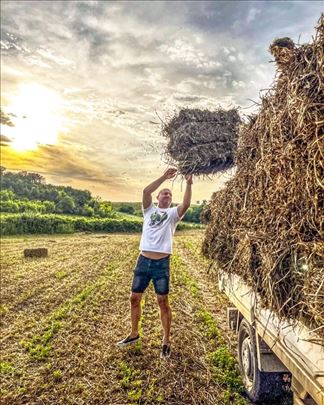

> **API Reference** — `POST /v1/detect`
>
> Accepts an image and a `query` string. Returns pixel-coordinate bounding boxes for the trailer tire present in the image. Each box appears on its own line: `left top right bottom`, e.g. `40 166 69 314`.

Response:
238 319 290 403
238 319 261 401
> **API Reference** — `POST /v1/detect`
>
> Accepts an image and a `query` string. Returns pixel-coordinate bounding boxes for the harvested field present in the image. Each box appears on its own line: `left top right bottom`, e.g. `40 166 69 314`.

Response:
1 232 252 405
0 232 294 405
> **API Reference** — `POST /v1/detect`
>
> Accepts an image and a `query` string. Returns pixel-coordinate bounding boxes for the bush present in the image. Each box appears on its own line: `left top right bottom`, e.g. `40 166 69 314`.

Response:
56 223 75 234
118 205 135 215
0 213 143 235
0 200 19 213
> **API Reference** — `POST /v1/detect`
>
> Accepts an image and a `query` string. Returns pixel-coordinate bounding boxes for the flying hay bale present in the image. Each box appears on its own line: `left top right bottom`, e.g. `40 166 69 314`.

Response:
24 248 48 258
202 15 324 340
162 108 241 175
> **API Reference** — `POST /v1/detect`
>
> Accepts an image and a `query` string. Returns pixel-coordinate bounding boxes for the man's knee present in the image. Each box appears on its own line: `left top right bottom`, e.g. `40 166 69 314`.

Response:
130 292 142 307
157 294 169 310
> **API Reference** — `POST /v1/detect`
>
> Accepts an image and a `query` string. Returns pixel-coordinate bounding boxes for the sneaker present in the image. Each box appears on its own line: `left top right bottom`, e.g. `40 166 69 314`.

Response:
116 335 140 348
160 344 171 358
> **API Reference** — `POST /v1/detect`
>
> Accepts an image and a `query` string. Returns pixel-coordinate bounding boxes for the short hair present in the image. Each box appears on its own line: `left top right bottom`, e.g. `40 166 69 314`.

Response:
157 188 172 197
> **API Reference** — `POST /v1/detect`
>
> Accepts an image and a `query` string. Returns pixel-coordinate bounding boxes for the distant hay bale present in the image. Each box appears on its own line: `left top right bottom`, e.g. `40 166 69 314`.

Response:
24 248 48 258
162 108 241 175
202 15 324 339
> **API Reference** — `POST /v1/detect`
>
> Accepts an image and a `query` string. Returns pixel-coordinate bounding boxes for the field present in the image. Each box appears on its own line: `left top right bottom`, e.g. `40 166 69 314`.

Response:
0 230 248 405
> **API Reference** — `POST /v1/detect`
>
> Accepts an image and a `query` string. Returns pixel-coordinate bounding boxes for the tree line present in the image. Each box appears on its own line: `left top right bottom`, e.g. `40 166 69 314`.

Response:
0 213 143 236
112 202 206 223
1 167 206 223
0 167 115 218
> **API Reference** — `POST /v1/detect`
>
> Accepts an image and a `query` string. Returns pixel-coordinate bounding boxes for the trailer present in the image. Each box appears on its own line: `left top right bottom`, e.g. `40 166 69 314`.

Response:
218 269 324 405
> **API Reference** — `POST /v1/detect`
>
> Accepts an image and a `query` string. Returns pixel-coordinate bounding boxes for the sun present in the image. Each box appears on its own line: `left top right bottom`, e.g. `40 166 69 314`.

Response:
4 84 63 151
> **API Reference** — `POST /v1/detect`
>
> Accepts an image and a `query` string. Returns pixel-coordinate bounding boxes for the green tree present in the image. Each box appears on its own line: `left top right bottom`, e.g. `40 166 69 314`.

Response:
56 195 76 214
97 201 114 218
43 201 56 213
89 197 101 212
119 204 135 215
0 189 15 201
83 204 94 217
0 168 117 217
0 200 19 212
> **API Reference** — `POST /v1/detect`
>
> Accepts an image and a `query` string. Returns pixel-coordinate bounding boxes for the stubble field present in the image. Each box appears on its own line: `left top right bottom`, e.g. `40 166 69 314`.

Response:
1 231 248 405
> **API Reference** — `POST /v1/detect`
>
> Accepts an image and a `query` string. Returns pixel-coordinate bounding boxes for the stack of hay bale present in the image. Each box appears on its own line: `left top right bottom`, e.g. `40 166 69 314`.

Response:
162 107 241 175
202 16 324 338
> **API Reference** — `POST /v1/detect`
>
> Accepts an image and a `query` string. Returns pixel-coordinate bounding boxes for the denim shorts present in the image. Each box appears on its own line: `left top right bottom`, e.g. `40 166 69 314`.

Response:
131 254 170 295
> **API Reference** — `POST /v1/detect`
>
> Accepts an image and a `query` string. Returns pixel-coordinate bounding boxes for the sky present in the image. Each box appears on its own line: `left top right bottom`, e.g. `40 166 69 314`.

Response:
1 1 322 202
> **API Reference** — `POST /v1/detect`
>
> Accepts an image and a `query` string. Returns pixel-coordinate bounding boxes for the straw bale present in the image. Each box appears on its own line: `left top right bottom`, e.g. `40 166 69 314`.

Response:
162 108 241 175
202 15 324 339
24 248 48 258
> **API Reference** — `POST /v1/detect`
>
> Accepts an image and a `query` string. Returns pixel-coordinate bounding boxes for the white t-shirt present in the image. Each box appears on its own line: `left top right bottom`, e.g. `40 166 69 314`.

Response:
139 203 181 254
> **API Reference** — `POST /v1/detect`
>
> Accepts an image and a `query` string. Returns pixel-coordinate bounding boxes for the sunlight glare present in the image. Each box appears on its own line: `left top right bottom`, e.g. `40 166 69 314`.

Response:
5 84 63 151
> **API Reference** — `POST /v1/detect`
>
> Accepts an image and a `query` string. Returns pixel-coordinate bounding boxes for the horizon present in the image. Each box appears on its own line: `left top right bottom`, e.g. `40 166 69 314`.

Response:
2 166 205 205
1 1 322 201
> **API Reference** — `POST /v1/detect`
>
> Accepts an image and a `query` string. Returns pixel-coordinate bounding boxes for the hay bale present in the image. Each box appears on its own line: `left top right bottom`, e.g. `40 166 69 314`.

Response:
162 108 241 175
24 248 48 258
203 15 324 339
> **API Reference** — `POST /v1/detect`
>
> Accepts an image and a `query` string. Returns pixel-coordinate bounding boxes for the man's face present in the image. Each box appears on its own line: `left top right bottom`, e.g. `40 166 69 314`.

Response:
157 188 172 207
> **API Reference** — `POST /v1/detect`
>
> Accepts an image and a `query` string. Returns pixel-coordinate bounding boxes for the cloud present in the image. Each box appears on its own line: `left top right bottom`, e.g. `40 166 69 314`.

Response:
1 1 322 200
159 38 220 70
1 143 107 180
0 135 12 146
0 109 15 127
246 7 261 24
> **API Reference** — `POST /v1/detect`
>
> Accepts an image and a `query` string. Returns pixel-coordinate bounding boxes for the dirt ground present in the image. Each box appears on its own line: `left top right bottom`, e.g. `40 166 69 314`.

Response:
0 231 290 405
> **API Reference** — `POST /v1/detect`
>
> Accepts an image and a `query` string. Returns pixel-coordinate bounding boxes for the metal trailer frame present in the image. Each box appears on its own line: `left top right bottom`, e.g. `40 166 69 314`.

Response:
218 269 324 405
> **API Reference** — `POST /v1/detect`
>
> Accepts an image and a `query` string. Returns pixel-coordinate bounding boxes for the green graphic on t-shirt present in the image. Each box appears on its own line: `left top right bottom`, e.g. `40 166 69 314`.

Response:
149 211 168 227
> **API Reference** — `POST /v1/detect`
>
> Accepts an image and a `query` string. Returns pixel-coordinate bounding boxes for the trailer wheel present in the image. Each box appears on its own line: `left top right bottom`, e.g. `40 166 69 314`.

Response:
238 319 293 403
238 319 261 401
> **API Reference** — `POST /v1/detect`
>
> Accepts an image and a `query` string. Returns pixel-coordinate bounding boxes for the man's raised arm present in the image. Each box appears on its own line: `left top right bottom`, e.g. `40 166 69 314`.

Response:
177 175 193 218
142 168 177 209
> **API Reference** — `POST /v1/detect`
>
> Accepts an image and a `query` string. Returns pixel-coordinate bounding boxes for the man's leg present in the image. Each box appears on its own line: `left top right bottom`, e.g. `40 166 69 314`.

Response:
130 292 143 338
157 294 172 345
117 256 150 347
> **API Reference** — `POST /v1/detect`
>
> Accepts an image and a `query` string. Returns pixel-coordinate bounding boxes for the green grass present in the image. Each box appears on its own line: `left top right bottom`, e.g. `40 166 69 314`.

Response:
172 253 201 298
20 262 125 360
54 271 68 280
119 361 143 404
52 370 63 381
197 310 247 404
0 362 14 374
21 320 61 360
171 253 248 405
196 308 224 343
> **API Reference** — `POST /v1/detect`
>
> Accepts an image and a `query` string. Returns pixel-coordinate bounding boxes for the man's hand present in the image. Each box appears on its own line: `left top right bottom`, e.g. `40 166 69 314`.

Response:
143 168 177 209
163 168 177 180
185 174 193 185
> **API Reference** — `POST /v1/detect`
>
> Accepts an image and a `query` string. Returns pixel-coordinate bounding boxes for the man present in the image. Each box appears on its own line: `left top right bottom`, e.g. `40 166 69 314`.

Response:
117 168 193 358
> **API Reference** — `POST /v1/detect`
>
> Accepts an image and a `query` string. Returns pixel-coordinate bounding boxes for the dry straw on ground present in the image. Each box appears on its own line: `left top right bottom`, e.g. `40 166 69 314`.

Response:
203 15 324 340
1 234 249 405
162 108 241 175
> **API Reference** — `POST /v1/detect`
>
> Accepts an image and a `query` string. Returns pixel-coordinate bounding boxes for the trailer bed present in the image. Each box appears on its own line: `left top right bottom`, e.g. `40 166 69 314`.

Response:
219 270 324 405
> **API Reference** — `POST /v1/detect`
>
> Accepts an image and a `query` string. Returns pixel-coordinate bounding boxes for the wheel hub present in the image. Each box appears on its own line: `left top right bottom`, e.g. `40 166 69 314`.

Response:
242 337 254 380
